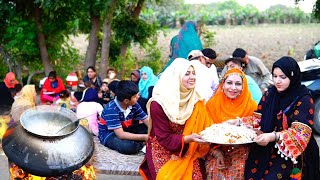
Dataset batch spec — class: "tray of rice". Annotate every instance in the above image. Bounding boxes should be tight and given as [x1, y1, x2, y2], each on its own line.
[200, 123, 259, 145]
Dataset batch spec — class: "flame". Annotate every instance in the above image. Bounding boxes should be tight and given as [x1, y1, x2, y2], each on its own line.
[74, 164, 96, 180]
[9, 163, 96, 180]
[9, 164, 45, 180]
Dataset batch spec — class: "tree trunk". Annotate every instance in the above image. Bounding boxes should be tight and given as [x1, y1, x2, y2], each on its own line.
[27, 70, 45, 85]
[0, 47, 13, 72]
[99, 0, 118, 79]
[34, 6, 53, 76]
[119, 0, 145, 79]
[84, 16, 100, 70]
[119, 42, 129, 78]
[14, 59, 23, 86]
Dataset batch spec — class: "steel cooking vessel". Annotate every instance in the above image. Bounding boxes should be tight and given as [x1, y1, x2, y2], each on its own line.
[2, 105, 94, 177]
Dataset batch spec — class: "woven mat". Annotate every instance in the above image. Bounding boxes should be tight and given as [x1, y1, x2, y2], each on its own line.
[92, 137, 144, 176]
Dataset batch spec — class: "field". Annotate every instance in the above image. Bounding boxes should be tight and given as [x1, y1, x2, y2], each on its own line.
[72, 24, 320, 71]
[155, 24, 320, 70]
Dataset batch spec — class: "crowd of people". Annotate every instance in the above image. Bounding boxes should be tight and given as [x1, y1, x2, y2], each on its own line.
[1, 20, 319, 180]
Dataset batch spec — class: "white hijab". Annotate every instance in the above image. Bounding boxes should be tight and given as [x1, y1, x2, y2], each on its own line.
[147, 58, 204, 125]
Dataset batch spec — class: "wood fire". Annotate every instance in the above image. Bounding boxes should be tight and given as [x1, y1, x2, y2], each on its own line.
[9, 163, 96, 180]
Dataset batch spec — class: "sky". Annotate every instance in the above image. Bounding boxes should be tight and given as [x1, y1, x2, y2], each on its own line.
[184, 0, 316, 13]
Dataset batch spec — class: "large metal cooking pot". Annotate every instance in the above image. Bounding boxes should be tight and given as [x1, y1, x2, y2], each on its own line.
[1, 105, 94, 177]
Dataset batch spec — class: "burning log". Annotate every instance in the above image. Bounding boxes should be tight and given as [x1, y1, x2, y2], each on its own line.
[9, 163, 96, 180]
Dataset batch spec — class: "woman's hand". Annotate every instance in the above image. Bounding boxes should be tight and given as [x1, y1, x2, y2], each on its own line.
[254, 133, 275, 146]
[143, 134, 148, 142]
[184, 133, 206, 144]
[224, 119, 238, 125]
[223, 118, 241, 126]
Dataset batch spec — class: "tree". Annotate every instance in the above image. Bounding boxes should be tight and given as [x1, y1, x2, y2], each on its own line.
[295, 0, 320, 20]
[112, 0, 158, 78]
[0, 0, 81, 83]
[99, 0, 119, 79]
[83, 1, 103, 69]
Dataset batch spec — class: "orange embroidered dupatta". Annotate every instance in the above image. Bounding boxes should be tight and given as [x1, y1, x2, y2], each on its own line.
[156, 101, 212, 180]
[207, 68, 257, 123]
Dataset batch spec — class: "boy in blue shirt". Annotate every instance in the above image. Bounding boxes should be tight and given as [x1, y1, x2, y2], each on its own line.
[98, 80, 149, 154]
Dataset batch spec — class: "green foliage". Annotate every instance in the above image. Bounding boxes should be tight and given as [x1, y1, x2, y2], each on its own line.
[295, 0, 319, 20]
[3, 18, 39, 57]
[0, 57, 8, 79]
[142, 0, 184, 28]
[145, 0, 317, 27]
[110, 51, 135, 79]
[0, 1, 16, 39]
[108, 35, 122, 62]
[202, 29, 216, 48]
[0, 0, 83, 82]
[53, 42, 82, 79]
[314, 0, 320, 20]
[112, 12, 158, 46]
[138, 36, 163, 75]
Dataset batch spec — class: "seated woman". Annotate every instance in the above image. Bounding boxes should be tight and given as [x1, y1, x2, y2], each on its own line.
[83, 66, 102, 91]
[138, 66, 158, 113]
[11, 85, 36, 122]
[205, 68, 257, 180]
[241, 56, 320, 180]
[131, 70, 140, 85]
[138, 66, 158, 100]
[76, 88, 103, 136]
[40, 71, 65, 104]
[139, 58, 213, 180]
[0, 72, 19, 108]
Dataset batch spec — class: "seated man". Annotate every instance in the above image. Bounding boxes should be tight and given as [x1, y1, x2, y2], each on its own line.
[98, 80, 148, 155]
[221, 48, 271, 93]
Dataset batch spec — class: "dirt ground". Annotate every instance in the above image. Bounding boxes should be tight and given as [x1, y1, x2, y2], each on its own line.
[71, 24, 320, 71]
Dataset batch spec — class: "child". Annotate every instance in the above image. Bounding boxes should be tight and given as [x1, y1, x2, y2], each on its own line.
[77, 88, 103, 136]
[98, 82, 110, 106]
[56, 90, 71, 109]
[108, 80, 119, 101]
[98, 80, 149, 155]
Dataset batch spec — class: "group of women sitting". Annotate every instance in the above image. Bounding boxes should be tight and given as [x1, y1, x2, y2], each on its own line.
[139, 56, 319, 180]
[4, 64, 159, 136]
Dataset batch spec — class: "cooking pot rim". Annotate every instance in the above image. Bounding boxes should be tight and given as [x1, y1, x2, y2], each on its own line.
[20, 105, 79, 137]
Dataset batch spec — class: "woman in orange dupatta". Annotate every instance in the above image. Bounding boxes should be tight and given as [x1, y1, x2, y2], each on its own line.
[205, 68, 257, 180]
[139, 58, 213, 180]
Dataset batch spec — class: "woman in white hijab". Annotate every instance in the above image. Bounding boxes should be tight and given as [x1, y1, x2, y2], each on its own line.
[11, 85, 37, 122]
[139, 58, 213, 180]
